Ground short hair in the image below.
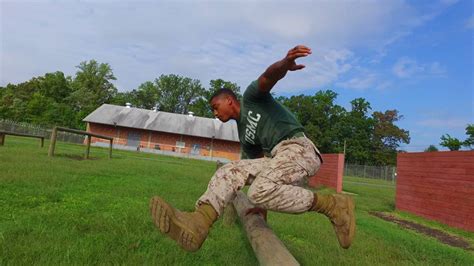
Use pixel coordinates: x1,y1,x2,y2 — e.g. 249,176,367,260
209,88,238,103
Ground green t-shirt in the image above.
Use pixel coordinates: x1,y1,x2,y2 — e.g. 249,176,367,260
238,80,304,159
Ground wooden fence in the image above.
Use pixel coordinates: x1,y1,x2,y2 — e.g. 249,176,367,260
0,130,45,147
48,126,113,159
396,151,474,232
308,153,344,193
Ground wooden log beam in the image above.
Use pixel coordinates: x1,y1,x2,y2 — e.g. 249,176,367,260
233,191,299,266
55,126,113,140
0,130,45,147
0,130,44,139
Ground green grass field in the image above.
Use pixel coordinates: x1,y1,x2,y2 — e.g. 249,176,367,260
1,136,473,265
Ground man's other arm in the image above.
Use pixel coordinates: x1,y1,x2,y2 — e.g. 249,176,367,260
257,45,312,94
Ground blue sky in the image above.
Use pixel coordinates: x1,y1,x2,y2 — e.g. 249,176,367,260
1,0,472,151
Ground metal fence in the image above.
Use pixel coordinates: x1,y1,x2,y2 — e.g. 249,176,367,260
344,163,397,182
0,119,85,144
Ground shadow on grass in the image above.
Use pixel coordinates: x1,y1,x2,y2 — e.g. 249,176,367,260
55,154,100,160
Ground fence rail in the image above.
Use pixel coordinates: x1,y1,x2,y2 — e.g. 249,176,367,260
0,119,85,144
344,163,396,182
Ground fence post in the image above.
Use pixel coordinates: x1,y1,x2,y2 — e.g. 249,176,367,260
0,132,4,146
109,139,113,159
85,135,91,159
48,127,58,157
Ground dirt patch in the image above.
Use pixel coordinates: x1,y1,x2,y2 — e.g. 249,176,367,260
370,211,473,251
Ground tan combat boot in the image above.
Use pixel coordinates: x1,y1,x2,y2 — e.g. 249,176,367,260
311,193,356,249
150,196,218,252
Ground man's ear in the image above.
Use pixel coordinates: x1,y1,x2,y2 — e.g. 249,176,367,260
226,96,233,106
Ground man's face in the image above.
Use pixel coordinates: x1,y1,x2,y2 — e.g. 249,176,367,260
210,96,233,122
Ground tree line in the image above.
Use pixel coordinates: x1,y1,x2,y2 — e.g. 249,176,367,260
424,125,474,152
1,59,415,165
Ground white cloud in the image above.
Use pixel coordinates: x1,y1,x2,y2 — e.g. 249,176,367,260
0,0,455,93
336,73,377,91
392,57,424,78
466,15,474,29
392,57,446,79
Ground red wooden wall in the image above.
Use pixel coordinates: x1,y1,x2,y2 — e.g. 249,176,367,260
308,153,344,193
396,151,474,232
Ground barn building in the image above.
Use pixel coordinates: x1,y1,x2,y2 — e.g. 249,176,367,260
83,104,240,161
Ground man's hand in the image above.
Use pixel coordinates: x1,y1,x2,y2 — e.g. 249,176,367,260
258,45,312,93
285,45,312,71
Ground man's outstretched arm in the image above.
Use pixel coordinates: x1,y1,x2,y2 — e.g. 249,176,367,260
258,45,312,94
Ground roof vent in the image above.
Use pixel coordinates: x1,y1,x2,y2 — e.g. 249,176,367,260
125,103,132,108
188,111,194,117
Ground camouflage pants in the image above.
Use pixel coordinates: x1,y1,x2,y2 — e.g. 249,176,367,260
197,136,321,216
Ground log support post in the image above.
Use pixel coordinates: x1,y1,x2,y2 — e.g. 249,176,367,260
85,135,91,159
0,133,4,146
109,139,113,159
48,127,58,157
217,161,299,265
233,192,299,266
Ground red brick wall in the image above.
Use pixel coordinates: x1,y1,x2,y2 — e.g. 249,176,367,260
396,151,474,232
87,123,240,161
308,154,344,193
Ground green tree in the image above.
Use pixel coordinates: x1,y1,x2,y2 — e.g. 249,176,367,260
69,60,117,128
0,72,77,128
70,60,117,109
134,81,159,109
188,96,213,118
371,110,410,165
208,79,241,98
424,145,438,152
278,90,346,153
38,71,73,103
440,134,462,151
143,74,205,114
0,84,21,120
463,124,474,150
344,98,374,164
279,92,409,165
189,79,241,118
109,91,137,107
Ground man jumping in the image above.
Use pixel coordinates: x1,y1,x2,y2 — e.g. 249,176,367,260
150,45,355,252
